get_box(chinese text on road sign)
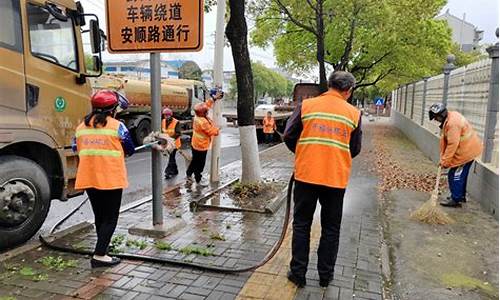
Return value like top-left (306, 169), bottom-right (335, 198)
top-left (106, 0), bottom-right (204, 53)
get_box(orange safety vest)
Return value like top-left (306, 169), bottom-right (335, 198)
top-left (263, 117), bottom-right (276, 134)
top-left (440, 111), bottom-right (482, 168)
top-left (191, 116), bottom-right (219, 151)
top-left (75, 117), bottom-right (128, 190)
top-left (162, 118), bottom-right (181, 149)
top-left (295, 90), bottom-right (360, 189)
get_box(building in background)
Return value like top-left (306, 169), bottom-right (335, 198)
top-left (103, 59), bottom-right (180, 79)
top-left (436, 9), bottom-right (484, 52)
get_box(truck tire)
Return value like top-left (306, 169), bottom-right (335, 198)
top-left (0, 156), bottom-right (51, 250)
top-left (133, 120), bottom-right (151, 146)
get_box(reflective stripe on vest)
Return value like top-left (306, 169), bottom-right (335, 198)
top-left (298, 137), bottom-right (350, 152)
top-left (302, 112), bottom-right (356, 129)
top-left (79, 149), bottom-right (122, 157)
top-left (75, 128), bottom-right (119, 138)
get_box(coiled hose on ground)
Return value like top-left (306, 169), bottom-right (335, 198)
top-left (39, 175), bottom-right (294, 273)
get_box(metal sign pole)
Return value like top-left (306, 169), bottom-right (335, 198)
top-left (150, 53), bottom-right (163, 226)
top-left (209, 0), bottom-right (226, 183)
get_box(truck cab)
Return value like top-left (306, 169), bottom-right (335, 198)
top-left (162, 79), bottom-right (207, 108)
top-left (0, 0), bottom-right (102, 249)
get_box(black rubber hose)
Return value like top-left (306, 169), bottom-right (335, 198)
top-left (40, 175), bottom-right (295, 273)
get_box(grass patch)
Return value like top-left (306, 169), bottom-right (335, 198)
top-left (179, 245), bottom-right (214, 256)
top-left (18, 267), bottom-right (48, 282)
top-left (441, 273), bottom-right (497, 296)
top-left (19, 267), bottom-right (35, 276)
top-left (154, 241), bottom-right (173, 251)
top-left (36, 256), bottom-right (77, 271)
top-left (126, 239), bottom-right (148, 250)
top-left (109, 234), bottom-right (126, 254)
top-left (0, 296), bottom-right (17, 300)
top-left (209, 232), bottom-right (226, 241)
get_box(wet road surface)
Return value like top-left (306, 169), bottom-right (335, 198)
top-left (40, 126), bottom-right (267, 235)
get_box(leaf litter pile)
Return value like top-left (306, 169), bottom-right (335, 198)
top-left (369, 125), bottom-right (446, 198)
top-left (228, 180), bottom-right (286, 210)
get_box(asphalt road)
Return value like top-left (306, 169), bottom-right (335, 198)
top-left (40, 126), bottom-right (268, 235)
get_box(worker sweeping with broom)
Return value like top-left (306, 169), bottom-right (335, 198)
top-left (429, 103), bottom-right (483, 207)
top-left (412, 103), bottom-right (482, 225)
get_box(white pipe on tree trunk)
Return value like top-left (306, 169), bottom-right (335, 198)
top-left (239, 125), bottom-right (261, 183)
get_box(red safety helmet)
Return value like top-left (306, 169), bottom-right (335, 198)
top-left (91, 90), bottom-right (118, 109)
top-left (162, 107), bottom-right (173, 118)
top-left (194, 103), bottom-right (208, 117)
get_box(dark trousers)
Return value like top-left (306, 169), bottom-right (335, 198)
top-left (87, 188), bottom-right (122, 256)
top-left (290, 180), bottom-right (345, 280)
top-left (186, 149), bottom-right (208, 182)
top-left (265, 133), bottom-right (274, 144)
top-left (165, 149), bottom-right (179, 176)
top-left (448, 160), bottom-right (473, 202)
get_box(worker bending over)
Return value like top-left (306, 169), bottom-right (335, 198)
top-left (284, 71), bottom-right (362, 288)
top-left (162, 107), bottom-right (182, 179)
top-left (428, 103), bottom-right (482, 207)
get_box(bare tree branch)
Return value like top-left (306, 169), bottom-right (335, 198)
top-left (272, 0), bottom-right (318, 36)
top-left (305, 0), bottom-right (318, 13)
top-left (350, 51), bottom-right (392, 74)
top-left (338, 4), bottom-right (361, 70)
top-left (355, 68), bottom-right (395, 89)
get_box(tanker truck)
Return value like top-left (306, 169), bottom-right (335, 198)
top-left (0, 0), bottom-right (105, 249)
top-left (91, 75), bottom-right (200, 145)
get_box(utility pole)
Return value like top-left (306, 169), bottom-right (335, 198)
top-left (210, 0), bottom-right (226, 183)
top-left (150, 53), bottom-right (163, 226)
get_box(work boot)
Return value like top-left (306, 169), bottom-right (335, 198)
top-left (287, 271), bottom-right (306, 288)
top-left (447, 196), bottom-right (466, 203)
top-left (440, 199), bottom-right (462, 207)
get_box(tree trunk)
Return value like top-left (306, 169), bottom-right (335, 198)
top-left (226, 0), bottom-right (261, 184)
top-left (316, 1), bottom-right (328, 93)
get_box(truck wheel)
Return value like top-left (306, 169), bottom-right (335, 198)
top-left (0, 156), bottom-right (51, 250)
top-left (134, 120), bottom-right (151, 146)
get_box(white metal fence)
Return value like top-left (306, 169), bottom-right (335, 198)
top-left (391, 57), bottom-right (499, 171)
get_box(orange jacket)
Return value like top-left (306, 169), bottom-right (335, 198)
top-left (192, 116), bottom-right (219, 151)
top-left (162, 118), bottom-right (181, 149)
top-left (263, 117), bottom-right (276, 134)
top-left (440, 111), bottom-right (482, 168)
top-left (295, 90), bottom-right (361, 189)
top-left (75, 117), bottom-right (128, 190)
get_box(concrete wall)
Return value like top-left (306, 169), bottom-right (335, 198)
top-left (392, 111), bottom-right (499, 218)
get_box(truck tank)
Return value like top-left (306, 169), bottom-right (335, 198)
top-left (90, 75), bottom-right (194, 145)
top-left (90, 75), bottom-right (191, 114)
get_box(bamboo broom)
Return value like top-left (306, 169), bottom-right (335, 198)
top-left (410, 165), bottom-right (454, 225)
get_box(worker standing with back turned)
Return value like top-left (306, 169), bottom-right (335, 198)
top-left (284, 71), bottom-right (362, 288)
top-left (74, 90), bottom-right (135, 268)
top-left (263, 111), bottom-right (277, 144)
top-left (428, 103), bottom-right (482, 207)
top-left (162, 107), bottom-right (182, 179)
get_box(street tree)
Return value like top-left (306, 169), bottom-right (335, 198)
top-left (178, 61), bottom-right (203, 81)
top-left (231, 62), bottom-right (292, 101)
top-left (251, 0), bottom-right (452, 93)
top-left (226, 0), bottom-right (261, 183)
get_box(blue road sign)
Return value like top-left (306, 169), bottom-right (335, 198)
top-left (375, 97), bottom-right (385, 106)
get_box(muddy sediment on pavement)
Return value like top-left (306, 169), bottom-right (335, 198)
top-left (369, 121), bottom-right (499, 300)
